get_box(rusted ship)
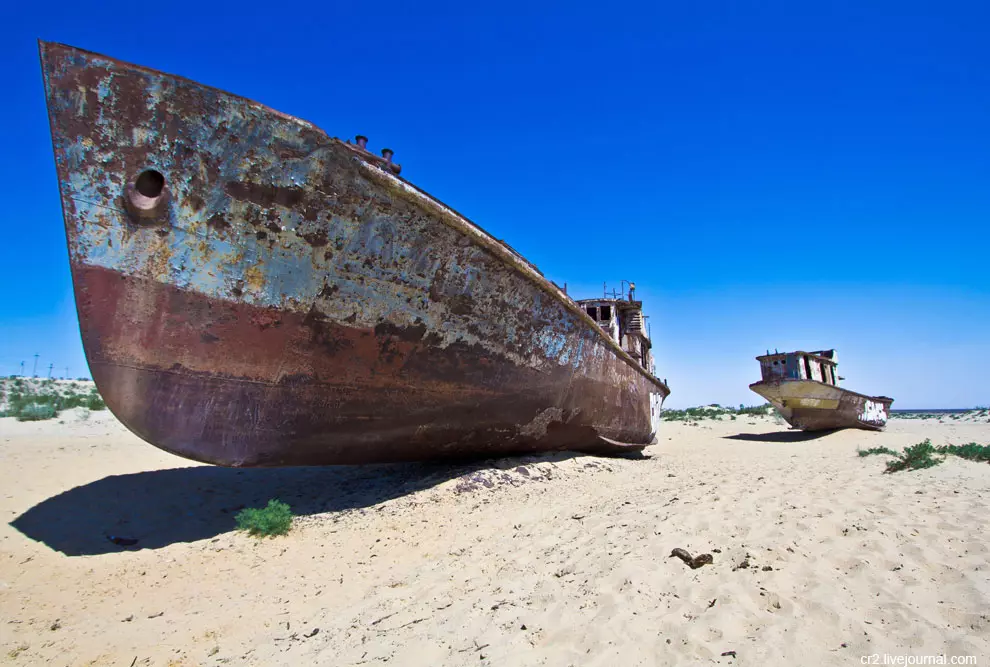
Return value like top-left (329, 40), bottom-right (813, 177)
top-left (749, 349), bottom-right (893, 431)
top-left (39, 41), bottom-right (670, 467)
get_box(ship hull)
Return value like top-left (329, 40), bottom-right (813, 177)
top-left (749, 380), bottom-right (892, 431)
top-left (40, 42), bottom-right (669, 467)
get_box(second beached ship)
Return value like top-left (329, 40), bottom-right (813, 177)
top-left (749, 349), bottom-right (893, 431)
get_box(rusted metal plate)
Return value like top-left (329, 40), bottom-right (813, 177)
top-left (39, 41), bottom-right (670, 466)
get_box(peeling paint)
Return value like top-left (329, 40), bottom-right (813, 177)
top-left (861, 400), bottom-right (888, 425)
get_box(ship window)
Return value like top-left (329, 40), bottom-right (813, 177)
top-left (803, 356), bottom-right (812, 380)
top-left (585, 307), bottom-right (597, 320)
top-left (600, 305), bottom-right (612, 321)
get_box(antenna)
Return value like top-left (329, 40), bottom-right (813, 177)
top-left (19, 361), bottom-right (24, 376)
top-left (47, 363), bottom-right (54, 379)
top-left (32, 354), bottom-right (39, 377)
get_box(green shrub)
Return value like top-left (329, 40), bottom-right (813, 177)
top-left (863, 440), bottom-right (990, 472)
top-left (16, 403), bottom-right (58, 422)
top-left (861, 439), bottom-right (943, 473)
top-left (886, 439), bottom-right (944, 473)
top-left (84, 393), bottom-right (106, 411)
top-left (235, 499), bottom-right (293, 537)
top-left (935, 442), bottom-right (990, 463)
top-left (858, 446), bottom-right (899, 457)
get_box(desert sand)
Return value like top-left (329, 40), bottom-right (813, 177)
top-left (1, 408), bottom-right (988, 666)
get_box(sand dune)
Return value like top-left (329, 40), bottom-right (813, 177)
top-left (1, 410), bottom-right (988, 666)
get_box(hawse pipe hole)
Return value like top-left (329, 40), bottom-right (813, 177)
top-left (124, 169), bottom-right (168, 222)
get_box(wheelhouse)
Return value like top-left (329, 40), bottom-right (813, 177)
top-left (757, 349), bottom-right (840, 386)
top-left (576, 293), bottom-right (654, 375)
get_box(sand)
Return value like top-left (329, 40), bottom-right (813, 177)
top-left (1, 409), bottom-right (988, 666)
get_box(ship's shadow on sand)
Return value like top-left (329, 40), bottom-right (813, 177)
top-left (10, 451), bottom-right (626, 557)
top-left (723, 429), bottom-right (840, 443)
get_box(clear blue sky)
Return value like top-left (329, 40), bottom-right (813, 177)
top-left (1, 1), bottom-right (987, 408)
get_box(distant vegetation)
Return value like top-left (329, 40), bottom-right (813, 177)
top-left (235, 499), bottom-right (294, 537)
top-left (859, 438), bottom-right (990, 473)
top-left (891, 408), bottom-right (988, 421)
top-left (0, 377), bottom-right (106, 422)
top-left (662, 403), bottom-right (776, 422)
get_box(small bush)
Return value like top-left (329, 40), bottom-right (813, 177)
top-left (84, 393), bottom-right (106, 411)
top-left (858, 446), bottom-right (899, 457)
top-left (863, 440), bottom-right (990, 473)
top-left (936, 442), bottom-right (990, 463)
top-left (887, 439), bottom-right (944, 473)
top-left (865, 439), bottom-right (945, 473)
top-left (235, 499), bottom-right (293, 537)
top-left (16, 403), bottom-right (58, 422)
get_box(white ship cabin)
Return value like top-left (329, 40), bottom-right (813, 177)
top-left (757, 349), bottom-right (841, 386)
top-left (577, 296), bottom-right (655, 374)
